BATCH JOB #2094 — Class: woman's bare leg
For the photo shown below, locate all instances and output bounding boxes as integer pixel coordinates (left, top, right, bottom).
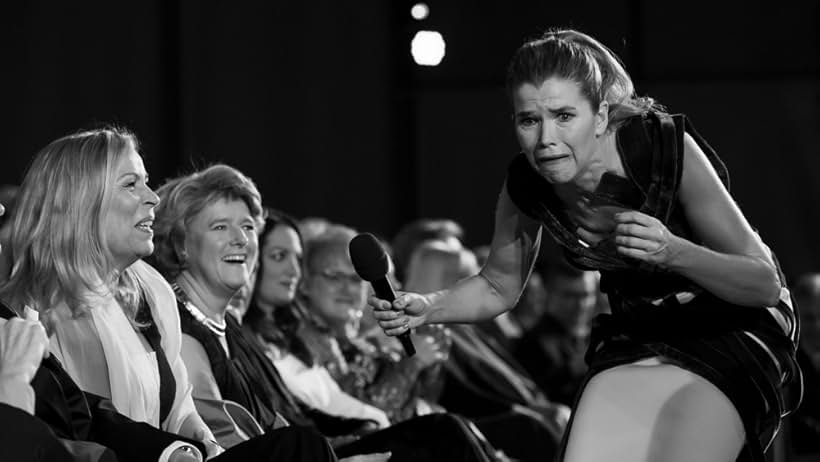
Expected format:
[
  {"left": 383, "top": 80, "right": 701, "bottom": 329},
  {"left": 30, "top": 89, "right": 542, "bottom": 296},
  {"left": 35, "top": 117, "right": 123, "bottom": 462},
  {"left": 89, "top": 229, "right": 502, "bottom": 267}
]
[{"left": 562, "top": 360, "right": 745, "bottom": 462}]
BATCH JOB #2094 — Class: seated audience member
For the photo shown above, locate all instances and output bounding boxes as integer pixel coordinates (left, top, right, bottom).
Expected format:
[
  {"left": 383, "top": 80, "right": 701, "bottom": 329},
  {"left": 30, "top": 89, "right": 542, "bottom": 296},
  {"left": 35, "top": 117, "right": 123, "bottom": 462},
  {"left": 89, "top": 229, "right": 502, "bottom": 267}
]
[
  {"left": 151, "top": 170, "right": 493, "bottom": 462},
  {"left": 1, "top": 199, "right": 197, "bottom": 462},
  {"left": 390, "top": 218, "right": 465, "bottom": 286},
  {"left": 0, "top": 277, "right": 85, "bottom": 461},
  {"left": 391, "top": 220, "right": 565, "bottom": 420},
  {"left": 298, "top": 216, "right": 333, "bottom": 243},
  {"left": 298, "top": 225, "right": 561, "bottom": 462},
  {"left": 514, "top": 260, "right": 600, "bottom": 407},
  {"left": 790, "top": 274, "right": 820, "bottom": 459},
  {"left": 246, "top": 215, "right": 394, "bottom": 426},
  {"left": 290, "top": 224, "right": 450, "bottom": 424},
  {"left": 0, "top": 128, "right": 336, "bottom": 462}
]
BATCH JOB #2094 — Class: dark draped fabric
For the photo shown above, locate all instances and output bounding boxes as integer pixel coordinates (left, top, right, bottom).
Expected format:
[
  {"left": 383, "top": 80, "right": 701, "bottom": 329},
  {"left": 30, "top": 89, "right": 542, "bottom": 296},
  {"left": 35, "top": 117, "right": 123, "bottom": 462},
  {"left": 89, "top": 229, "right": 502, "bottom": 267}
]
[
  {"left": 179, "top": 302, "right": 365, "bottom": 433},
  {"left": 209, "top": 426, "right": 338, "bottom": 462},
  {"left": 789, "top": 347, "right": 820, "bottom": 455},
  {"left": 0, "top": 403, "right": 95, "bottom": 462},
  {"left": 135, "top": 300, "right": 176, "bottom": 425},
  {"left": 515, "top": 312, "right": 589, "bottom": 407}
]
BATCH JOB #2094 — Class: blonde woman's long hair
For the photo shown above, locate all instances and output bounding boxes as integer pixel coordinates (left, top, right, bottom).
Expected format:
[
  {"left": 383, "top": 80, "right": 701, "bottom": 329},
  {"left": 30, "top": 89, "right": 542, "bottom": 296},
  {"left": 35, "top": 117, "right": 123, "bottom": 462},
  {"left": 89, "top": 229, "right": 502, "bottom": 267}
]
[{"left": 0, "top": 128, "right": 143, "bottom": 329}]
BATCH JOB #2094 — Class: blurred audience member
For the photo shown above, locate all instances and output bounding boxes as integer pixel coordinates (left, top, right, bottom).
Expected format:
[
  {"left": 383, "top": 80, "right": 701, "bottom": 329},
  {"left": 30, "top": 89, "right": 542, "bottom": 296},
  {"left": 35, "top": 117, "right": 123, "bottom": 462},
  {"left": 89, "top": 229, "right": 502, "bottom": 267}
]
[
  {"left": 390, "top": 219, "right": 562, "bottom": 414},
  {"left": 298, "top": 225, "right": 451, "bottom": 423},
  {"left": 299, "top": 216, "right": 333, "bottom": 243},
  {"left": 515, "top": 259, "right": 599, "bottom": 406},
  {"left": 242, "top": 213, "right": 497, "bottom": 462},
  {"left": 248, "top": 213, "right": 390, "bottom": 428},
  {"left": 401, "top": 235, "right": 566, "bottom": 462},
  {"left": 790, "top": 273, "right": 820, "bottom": 459},
  {"left": 391, "top": 218, "right": 465, "bottom": 284}
]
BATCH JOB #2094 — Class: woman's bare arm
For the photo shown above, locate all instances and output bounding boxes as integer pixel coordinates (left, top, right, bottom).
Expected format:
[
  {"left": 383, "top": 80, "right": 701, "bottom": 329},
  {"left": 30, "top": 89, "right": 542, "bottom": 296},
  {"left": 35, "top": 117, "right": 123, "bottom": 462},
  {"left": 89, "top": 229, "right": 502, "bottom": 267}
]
[
  {"left": 614, "top": 133, "right": 780, "bottom": 307},
  {"left": 374, "top": 182, "right": 542, "bottom": 334}
]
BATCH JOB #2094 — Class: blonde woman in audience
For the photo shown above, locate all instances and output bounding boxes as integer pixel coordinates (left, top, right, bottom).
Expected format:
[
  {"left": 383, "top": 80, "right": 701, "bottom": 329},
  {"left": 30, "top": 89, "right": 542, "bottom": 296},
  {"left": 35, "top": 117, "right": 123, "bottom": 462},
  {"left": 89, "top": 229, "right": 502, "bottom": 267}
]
[{"left": 0, "top": 128, "right": 335, "bottom": 462}]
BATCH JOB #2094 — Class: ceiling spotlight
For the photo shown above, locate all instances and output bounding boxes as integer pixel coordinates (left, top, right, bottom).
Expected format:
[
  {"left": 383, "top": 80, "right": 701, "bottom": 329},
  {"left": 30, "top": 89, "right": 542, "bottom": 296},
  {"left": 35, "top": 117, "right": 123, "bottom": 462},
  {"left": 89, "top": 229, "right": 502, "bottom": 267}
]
[
  {"left": 410, "top": 3, "right": 429, "bottom": 21},
  {"left": 411, "top": 30, "right": 445, "bottom": 66}
]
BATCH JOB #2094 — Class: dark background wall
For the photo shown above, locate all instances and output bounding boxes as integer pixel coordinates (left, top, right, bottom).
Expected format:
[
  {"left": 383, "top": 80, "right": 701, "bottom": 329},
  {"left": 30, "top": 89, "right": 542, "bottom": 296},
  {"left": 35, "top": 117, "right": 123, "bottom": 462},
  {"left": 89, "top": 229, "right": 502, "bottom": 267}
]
[{"left": 1, "top": 1, "right": 818, "bottom": 280}]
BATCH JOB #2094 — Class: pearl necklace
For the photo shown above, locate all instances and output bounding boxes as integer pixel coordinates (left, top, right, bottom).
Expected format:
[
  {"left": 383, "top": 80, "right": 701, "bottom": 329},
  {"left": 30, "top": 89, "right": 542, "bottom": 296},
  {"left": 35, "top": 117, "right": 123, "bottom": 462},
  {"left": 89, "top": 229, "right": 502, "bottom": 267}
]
[{"left": 172, "top": 283, "right": 227, "bottom": 337}]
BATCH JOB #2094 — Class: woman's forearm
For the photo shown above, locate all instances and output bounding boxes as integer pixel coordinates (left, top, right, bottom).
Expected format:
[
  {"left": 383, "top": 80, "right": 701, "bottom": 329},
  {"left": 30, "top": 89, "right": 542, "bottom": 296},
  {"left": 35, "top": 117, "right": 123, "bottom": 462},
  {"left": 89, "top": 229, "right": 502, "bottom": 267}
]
[
  {"left": 425, "top": 271, "right": 520, "bottom": 325},
  {"left": 668, "top": 238, "right": 780, "bottom": 307}
]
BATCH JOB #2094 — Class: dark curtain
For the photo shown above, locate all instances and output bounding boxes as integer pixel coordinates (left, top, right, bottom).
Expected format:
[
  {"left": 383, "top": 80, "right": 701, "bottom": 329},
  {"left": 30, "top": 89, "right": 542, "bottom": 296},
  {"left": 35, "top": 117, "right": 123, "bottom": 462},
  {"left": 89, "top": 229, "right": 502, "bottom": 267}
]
[{"left": 1, "top": 0, "right": 818, "bottom": 280}]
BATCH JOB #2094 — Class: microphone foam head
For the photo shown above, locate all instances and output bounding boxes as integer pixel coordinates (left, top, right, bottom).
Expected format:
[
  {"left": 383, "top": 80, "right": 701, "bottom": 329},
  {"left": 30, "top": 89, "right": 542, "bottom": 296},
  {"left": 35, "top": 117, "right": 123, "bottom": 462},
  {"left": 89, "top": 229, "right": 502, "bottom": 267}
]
[{"left": 349, "top": 233, "right": 390, "bottom": 282}]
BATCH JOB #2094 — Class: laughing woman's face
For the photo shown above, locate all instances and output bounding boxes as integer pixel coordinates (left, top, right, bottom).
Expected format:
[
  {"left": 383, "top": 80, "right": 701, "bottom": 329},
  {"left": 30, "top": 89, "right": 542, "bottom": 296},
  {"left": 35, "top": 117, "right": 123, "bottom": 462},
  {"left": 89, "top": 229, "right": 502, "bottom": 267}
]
[{"left": 182, "top": 198, "right": 259, "bottom": 299}]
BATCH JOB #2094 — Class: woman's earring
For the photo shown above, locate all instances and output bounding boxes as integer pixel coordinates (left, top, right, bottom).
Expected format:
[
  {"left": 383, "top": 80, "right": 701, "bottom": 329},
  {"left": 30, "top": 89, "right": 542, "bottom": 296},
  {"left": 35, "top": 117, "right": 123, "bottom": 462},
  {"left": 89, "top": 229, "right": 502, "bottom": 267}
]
[{"left": 178, "top": 249, "right": 188, "bottom": 268}]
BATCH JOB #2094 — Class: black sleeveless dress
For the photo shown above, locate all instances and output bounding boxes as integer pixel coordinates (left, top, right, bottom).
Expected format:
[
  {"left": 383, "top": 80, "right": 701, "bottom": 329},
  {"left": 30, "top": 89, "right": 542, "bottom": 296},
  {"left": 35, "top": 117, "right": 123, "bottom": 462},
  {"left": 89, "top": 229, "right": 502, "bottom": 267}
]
[{"left": 505, "top": 111, "right": 803, "bottom": 462}]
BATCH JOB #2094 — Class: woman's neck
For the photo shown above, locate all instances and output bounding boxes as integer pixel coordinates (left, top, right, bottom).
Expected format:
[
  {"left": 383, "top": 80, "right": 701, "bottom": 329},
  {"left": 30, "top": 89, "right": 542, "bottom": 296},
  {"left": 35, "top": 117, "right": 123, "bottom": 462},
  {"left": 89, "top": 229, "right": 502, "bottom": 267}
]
[
  {"left": 175, "top": 272, "right": 229, "bottom": 323},
  {"left": 305, "top": 306, "right": 348, "bottom": 338},
  {"left": 554, "top": 132, "right": 620, "bottom": 202},
  {"left": 326, "top": 314, "right": 358, "bottom": 340},
  {"left": 253, "top": 297, "right": 277, "bottom": 318}
]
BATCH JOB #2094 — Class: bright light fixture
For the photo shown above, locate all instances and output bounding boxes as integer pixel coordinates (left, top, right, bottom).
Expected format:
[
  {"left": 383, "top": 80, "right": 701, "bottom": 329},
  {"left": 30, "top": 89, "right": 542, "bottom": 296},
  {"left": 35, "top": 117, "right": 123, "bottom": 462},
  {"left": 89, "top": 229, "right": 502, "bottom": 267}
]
[
  {"left": 411, "top": 30, "right": 445, "bottom": 66},
  {"left": 410, "top": 3, "right": 429, "bottom": 20}
]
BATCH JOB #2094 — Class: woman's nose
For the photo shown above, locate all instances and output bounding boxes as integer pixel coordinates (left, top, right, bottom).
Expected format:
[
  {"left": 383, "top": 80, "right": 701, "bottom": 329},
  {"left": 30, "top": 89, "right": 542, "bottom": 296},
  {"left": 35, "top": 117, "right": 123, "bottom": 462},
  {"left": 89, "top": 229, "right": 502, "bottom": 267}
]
[
  {"left": 231, "top": 227, "right": 249, "bottom": 246},
  {"left": 286, "top": 257, "right": 302, "bottom": 277},
  {"left": 144, "top": 186, "right": 160, "bottom": 206},
  {"left": 538, "top": 120, "right": 557, "bottom": 148}
]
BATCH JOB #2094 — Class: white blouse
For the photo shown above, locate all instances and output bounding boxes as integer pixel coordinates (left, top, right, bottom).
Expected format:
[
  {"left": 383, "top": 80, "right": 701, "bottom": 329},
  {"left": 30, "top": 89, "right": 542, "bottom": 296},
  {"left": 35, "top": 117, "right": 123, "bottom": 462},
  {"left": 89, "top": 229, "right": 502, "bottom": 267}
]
[
  {"left": 261, "top": 341, "right": 390, "bottom": 429},
  {"left": 49, "top": 259, "right": 215, "bottom": 440}
]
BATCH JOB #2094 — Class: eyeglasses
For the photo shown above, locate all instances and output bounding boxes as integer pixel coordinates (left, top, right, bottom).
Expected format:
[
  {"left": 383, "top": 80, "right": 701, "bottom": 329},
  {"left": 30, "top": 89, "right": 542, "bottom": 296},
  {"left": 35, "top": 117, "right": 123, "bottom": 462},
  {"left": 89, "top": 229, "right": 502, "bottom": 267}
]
[{"left": 316, "top": 269, "right": 364, "bottom": 287}]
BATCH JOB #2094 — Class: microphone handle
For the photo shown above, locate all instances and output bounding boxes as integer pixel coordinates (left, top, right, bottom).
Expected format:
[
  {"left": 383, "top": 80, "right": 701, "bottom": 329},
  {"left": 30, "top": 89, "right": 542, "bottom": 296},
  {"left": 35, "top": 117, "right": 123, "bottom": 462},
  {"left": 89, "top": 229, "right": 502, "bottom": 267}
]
[{"left": 371, "top": 278, "right": 416, "bottom": 356}]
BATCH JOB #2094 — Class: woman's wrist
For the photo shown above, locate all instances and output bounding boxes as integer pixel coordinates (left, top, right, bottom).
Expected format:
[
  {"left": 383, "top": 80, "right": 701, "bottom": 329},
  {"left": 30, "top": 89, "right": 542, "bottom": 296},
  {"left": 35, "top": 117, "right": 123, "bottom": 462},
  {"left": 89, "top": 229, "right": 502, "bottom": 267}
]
[
  {"left": 0, "top": 377, "right": 35, "bottom": 414},
  {"left": 658, "top": 234, "right": 692, "bottom": 272},
  {"left": 420, "top": 291, "right": 443, "bottom": 325},
  {"left": 0, "top": 369, "right": 30, "bottom": 383}
]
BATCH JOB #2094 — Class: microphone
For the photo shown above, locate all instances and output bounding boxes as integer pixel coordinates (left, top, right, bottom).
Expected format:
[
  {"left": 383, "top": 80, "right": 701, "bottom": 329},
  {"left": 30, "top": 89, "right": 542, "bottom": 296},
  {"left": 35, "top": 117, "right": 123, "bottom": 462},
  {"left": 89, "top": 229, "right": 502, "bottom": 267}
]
[{"left": 349, "top": 233, "right": 416, "bottom": 356}]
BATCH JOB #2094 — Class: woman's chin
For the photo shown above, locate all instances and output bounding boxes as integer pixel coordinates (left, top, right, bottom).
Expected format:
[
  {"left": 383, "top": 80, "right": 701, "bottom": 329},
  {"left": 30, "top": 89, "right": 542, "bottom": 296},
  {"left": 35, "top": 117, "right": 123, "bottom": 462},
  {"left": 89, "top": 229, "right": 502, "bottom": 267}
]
[
  {"left": 135, "top": 243, "right": 155, "bottom": 259},
  {"left": 226, "top": 282, "right": 248, "bottom": 296},
  {"left": 271, "top": 292, "right": 295, "bottom": 307},
  {"left": 114, "top": 253, "right": 146, "bottom": 272},
  {"left": 539, "top": 169, "right": 574, "bottom": 185}
]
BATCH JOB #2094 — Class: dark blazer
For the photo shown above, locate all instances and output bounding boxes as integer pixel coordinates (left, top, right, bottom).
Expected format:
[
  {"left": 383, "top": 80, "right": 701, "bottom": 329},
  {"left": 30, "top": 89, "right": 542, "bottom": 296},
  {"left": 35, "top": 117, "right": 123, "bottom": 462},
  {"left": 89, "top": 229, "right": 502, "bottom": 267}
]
[
  {"left": 0, "top": 403, "right": 85, "bottom": 462},
  {"left": 0, "top": 301, "right": 206, "bottom": 462}
]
